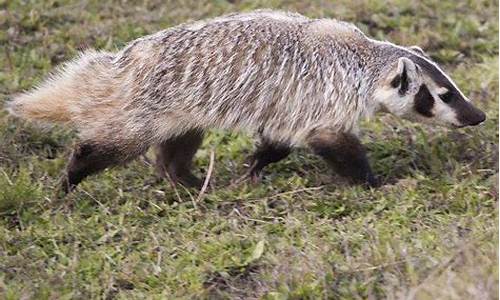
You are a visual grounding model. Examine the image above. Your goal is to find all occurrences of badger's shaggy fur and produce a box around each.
[9,11,393,144]
[7,10,485,192]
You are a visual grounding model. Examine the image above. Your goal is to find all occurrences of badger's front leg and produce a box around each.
[155,129,204,188]
[234,137,291,184]
[248,138,291,181]
[307,129,378,187]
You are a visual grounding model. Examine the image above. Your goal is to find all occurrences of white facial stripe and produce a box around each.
[374,80,460,127]
[425,83,460,125]
[435,87,449,95]
[432,95,459,125]
[373,87,414,117]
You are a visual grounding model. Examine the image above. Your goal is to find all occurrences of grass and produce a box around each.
[0,0,498,299]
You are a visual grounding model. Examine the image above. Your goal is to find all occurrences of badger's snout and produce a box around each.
[455,101,486,127]
[464,110,486,126]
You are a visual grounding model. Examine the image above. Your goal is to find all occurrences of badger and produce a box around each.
[6,10,486,193]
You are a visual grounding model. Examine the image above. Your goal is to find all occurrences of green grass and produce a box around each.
[0,0,498,299]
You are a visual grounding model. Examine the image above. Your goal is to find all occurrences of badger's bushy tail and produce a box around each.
[6,50,116,126]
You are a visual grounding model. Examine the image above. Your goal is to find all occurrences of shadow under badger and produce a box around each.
[7,10,486,193]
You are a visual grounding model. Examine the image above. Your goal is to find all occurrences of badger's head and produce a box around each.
[374,49,486,128]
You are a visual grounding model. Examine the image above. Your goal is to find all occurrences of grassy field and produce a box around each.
[0,0,498,299]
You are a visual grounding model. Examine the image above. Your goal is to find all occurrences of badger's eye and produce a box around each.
[438,91,453,103]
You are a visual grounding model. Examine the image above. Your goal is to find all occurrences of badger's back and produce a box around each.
[116,11,370,144]
[8,10,373,145]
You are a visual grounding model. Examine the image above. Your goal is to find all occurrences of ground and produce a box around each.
[0,0,498,299]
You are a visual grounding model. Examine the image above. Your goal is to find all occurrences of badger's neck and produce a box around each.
[307,33,393,129]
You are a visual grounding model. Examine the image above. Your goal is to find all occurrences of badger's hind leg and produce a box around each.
[154,129,204,188]
[307,129,378,187]
[61,138,149,194]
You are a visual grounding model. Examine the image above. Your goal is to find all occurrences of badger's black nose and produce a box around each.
[467,110,486,126]
[457,100,487,127]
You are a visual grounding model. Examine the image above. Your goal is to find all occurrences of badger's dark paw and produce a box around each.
[365,174,382,188]
[349,175,382,189]
[335,173,382,189]
[57,174,75,197]
[230,171,262,187]
[176,172,203,189]
[156,167,203,189]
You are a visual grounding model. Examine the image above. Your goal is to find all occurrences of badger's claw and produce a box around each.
[176,172,203,188]
[231,163,263,187]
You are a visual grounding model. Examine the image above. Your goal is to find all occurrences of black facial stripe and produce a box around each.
[409,54,454,88]
[390,65,409,95]
[399,64,409,95]
[439,91,453,103]
[390,74,401,88]
[414,85,434,117]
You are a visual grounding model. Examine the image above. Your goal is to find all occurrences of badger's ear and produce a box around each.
[408,45,429,58]
[389,57,420,95]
